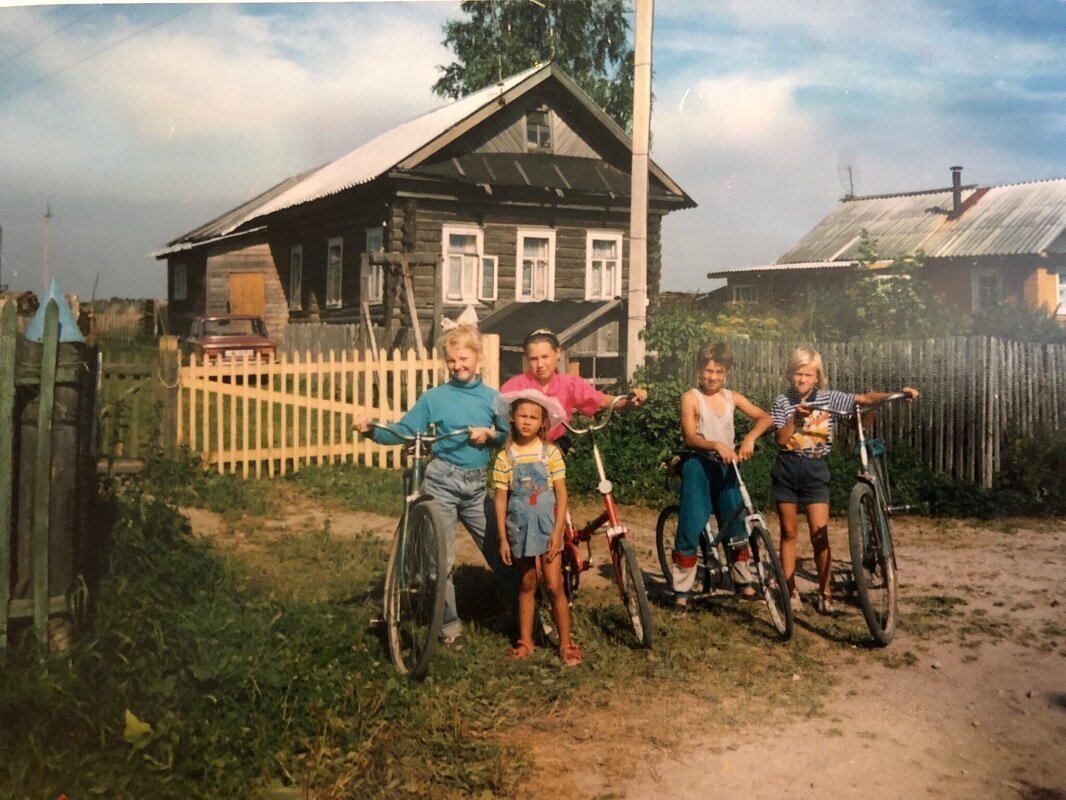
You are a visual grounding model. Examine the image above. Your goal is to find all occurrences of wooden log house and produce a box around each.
[156,63,695,372]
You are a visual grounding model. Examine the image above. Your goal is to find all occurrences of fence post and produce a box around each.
[0,301,15,651]
[481,333,500,389]
[157,336,180,457]
[32,301,60,647]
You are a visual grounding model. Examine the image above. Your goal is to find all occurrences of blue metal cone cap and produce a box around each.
[25,279,86,343]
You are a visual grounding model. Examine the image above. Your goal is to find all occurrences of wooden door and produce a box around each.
[229,272,266,317]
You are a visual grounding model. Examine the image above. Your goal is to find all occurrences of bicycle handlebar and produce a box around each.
[562,392,633,436]
[365,421,473,445]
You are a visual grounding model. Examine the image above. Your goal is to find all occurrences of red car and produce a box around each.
[184,314,275,362]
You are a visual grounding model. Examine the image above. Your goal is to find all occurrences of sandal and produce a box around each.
[559,642,583,667]
[505,640,535,661]
[814,593,835,615]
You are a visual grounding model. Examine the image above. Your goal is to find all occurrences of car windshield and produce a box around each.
[203,318,262,336]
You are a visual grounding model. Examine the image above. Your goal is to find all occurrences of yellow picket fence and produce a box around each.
[176,335,500,476]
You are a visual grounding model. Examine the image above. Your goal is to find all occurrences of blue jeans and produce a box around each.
[422,458,506,638]
[675,456,746,558]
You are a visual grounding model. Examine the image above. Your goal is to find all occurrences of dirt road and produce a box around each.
[532,512,1066,800]
[186,498,1066,800]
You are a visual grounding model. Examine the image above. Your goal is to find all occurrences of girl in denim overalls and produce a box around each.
[492,390,580,666]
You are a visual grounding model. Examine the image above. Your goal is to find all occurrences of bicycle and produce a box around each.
[536,394,655,649]
[826,392,914,645]
[655,452,793,640]
[367,422,471,680]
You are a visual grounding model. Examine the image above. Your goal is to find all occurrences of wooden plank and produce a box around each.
[0,301,17,651]
[216,351,225,474]
[278,352,288,477]
[401,256,424,353]
[33,301,60,647]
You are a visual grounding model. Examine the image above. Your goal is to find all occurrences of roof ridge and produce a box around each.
[845,174,1066,203]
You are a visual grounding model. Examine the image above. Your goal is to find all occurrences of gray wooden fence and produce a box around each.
[713,337,1066,488]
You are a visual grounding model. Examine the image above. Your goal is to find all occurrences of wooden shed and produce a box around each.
[156,63,695,356]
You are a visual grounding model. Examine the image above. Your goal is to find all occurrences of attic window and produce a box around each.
[526,108,552,152]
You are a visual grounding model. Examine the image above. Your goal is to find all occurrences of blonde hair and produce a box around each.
[787,346,825,389]
[440,325,482,356]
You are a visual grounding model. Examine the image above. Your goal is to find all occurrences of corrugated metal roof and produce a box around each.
[777,177,1066,264]
[707,260,858,278]
[161,62,693,256]
[160,166,322,252]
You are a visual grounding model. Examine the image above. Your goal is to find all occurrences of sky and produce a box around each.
[0,0,1063,299]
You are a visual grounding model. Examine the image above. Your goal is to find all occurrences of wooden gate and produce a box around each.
[174,335,500,477]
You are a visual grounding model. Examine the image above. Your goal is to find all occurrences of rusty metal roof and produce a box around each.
[776,177,1066,265]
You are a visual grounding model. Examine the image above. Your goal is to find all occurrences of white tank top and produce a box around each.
[690,388,734,445]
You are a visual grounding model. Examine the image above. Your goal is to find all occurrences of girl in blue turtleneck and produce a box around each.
[356,325,508,643]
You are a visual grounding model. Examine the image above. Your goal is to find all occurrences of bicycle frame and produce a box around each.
[561,396,631,593]
[843,394,909,561]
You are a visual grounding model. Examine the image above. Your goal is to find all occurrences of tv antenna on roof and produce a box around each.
[837,147,858,199]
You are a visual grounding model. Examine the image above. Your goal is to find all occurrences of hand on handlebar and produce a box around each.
[354,418,374,434]
[714,443,740,463]
[901,386,920,401]
[627,388,648,407]
[468,426,496,445]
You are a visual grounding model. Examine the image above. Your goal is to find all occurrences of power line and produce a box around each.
[0,6,194,108]
[0,9,95,66]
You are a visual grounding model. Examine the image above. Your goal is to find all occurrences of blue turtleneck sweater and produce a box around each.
[369,376,508,469]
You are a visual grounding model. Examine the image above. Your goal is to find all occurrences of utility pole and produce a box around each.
[625,0,653,381]
[0,224,5,292]
[42,204,53,292]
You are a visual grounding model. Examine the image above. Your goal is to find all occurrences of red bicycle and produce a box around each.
[537,395,655,648]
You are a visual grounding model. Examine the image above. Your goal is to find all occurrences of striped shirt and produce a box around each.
[492,440,566,488]
[771,388,856,458]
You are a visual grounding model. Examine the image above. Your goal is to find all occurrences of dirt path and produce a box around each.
[185,495,1066,800]
[538,515,1066,800]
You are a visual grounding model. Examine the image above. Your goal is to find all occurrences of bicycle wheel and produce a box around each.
[655,505,680,587]
[749,524,793,640]
[616,538,654,648]
[386,500,449,679]
[848,483,898,645]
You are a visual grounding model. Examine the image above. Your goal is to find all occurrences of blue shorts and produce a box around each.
[771,452,830,505]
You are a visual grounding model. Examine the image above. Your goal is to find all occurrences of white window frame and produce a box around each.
[365,227,384,304]
[732,283,758,303]
[326,236,343,309]
[971,267,1001,313]
[1057,270,1066,317]
[172,262,187,301]
[441,224,485,305]
[585,231,623,300]
[516,227,556,302]
[526,107,552,152]
[288,245,303,310]
[480,255,498,301]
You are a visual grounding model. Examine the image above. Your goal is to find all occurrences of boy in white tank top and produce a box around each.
[671,343,773,608]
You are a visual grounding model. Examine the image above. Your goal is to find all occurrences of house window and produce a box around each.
[289,245,303,310]
[732,284,758,303]
[586,232,622,300]
[365,227,384,304]
[326,237,343,309]
[1057,271,1066,316]
[517,228,555,301]
[972,267,1001,312]
[526,108,552,152]
[481,256,498,301]
[172,262,187,301]
[442,225,486,304]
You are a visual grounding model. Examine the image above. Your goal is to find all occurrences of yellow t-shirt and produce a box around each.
[492,439,566,489]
